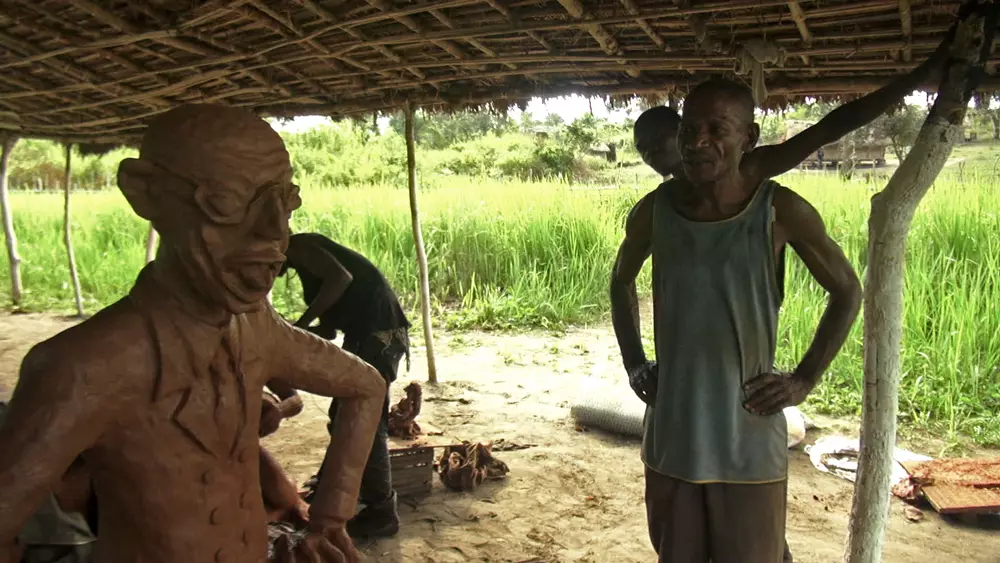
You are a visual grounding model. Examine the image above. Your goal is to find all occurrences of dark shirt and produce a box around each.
[286,233,410,339]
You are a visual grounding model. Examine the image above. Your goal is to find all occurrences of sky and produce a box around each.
[271,94,642,133]
[270,91,965,134]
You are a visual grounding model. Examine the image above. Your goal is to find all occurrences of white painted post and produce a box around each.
[405,103,438,383]
[844,10,996,563]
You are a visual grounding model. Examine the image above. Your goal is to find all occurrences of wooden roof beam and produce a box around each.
[428,8,517,71]
[244,0,369,71]
[6,10,216,107]
[295,0,425,80]
[620,0,666,51]
[0,30,170,111]
[899,0,913,62]
[480,0,555,53]
[66,0,213,57]
[787,2,812,65]
[364,0,469,61]
[555,0,640,78]
[65,0,287,100]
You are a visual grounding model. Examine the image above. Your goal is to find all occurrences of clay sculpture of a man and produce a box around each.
[0,104,386,563]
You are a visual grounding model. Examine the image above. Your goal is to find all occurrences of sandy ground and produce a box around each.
[1,313,998,562]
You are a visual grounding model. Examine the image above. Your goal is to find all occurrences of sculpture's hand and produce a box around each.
[271,523,360,563]
[260,393,283,438]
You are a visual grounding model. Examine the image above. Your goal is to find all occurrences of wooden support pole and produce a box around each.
[63,144,84,317]
[899,0,913,63]
[145,224,158,264]
[0,136,22,308]
[405,103,438,384]
[844,7,996,563]
[787,1,813,65]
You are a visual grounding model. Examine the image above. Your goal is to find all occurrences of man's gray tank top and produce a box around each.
[641,179,788,484]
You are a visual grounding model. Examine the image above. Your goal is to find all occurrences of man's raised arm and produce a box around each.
[0,345,114,561]
[745,33,953,181]
[263,305,385,528]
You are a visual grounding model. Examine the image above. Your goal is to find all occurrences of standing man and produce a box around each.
[611,45,947,561]
[632,105,817,561]
[276,232,410,539]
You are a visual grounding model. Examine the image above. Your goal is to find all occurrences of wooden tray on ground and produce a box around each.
[388,422,464,499]
[387,421,463,451]
[902,461,1000,515]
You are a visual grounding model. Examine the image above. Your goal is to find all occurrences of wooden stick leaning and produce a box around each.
[405,102,438,384]
[63,143,84,317]
[0,136,21,307]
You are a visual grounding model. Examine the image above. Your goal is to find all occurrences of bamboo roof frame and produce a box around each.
[0,0,997,145]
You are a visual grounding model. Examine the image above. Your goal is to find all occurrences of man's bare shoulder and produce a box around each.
[19,297,156,389]
[771,183,828,242]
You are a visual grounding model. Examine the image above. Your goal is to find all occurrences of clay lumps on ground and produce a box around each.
[388,382,423,439]
[437,441,510,492]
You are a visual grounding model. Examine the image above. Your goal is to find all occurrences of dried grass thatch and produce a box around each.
[0,0,997,143]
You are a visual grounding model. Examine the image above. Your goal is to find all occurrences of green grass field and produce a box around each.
[2,142,1000,445]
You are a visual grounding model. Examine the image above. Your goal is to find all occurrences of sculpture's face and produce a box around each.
[183,164,301,314]
[122,105,302,314]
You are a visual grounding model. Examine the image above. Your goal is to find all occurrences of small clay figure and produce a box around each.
[387,382,422,439]
[0,104,386,563]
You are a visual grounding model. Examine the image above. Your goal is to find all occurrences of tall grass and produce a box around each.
[1,163,999,444]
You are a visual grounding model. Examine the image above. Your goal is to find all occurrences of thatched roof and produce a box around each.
[0,0,997,144]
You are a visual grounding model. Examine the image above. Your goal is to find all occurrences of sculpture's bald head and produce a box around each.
[140,104,290,189]
[119,104,300,316]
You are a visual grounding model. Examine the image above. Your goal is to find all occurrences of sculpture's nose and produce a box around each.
[253,192,288,242]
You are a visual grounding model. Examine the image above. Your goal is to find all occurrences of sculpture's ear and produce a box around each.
[117,158,160,222]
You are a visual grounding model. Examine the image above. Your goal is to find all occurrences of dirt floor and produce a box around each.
[1,314,998,562]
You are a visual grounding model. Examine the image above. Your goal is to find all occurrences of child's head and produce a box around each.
[633,106,682,177]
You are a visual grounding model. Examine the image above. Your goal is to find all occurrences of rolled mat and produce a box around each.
[569,378,809,449]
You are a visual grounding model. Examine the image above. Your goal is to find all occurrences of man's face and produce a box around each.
[157,157,302,315]
[635,125,681,177]
[679,92,754,184]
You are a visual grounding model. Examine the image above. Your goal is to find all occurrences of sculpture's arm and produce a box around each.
[0,344,112,558]
[262,304,385,528]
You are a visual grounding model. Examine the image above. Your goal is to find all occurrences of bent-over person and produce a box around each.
[276,232,410,539]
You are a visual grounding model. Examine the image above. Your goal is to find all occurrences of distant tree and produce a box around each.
[518,111,540,131]
[974,94,1000,140]
[542,113,565,128]
[564,113,602,151]
[757,110,787,145]
[880,104,926,162]
[388,109,513,149]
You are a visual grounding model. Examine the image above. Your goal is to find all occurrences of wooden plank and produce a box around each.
[901,461,1000,514]
[388,421,463,451]
[918,483,1000,514]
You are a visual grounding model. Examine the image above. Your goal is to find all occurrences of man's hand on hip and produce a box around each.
[628,361,658,407]
[742,372,813,416]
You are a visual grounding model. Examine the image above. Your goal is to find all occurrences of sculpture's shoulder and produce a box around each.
[20,297,156,392]
[242,300,286,340]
